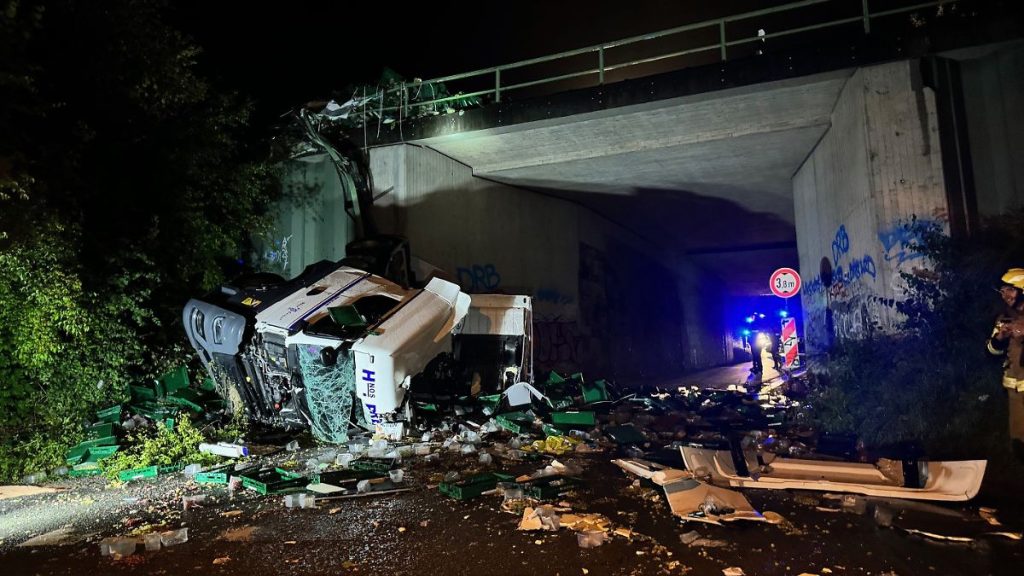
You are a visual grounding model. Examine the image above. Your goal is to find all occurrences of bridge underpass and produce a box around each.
[362,66,865,380]
[269,2,1024,382]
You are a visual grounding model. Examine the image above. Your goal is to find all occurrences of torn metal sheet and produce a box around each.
[663,477,766,525]
[613,459,765,525]
[681,446,986,502]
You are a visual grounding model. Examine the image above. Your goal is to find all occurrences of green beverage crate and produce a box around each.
[65,444,89,466]
[96,405,122,423]
[439,472,515,500]
[350,458,394,474]
[69,463,103,477]
[85,445,119,463]
[85,423,115,439]
[130,384,159,401]
[240,468,306,495]
[581,379,610,403]
[119,465,158,482]
[158,366,190,395]
[550,411,595,427]
[523,476,581,500]
[77,436,117,449]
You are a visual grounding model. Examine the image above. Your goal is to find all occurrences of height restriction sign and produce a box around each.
[769,268,801,298]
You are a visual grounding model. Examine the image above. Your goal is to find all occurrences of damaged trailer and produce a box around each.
[183,261,533,442]
[680,445,985,502]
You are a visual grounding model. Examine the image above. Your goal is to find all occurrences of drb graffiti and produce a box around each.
[456,264,501,292]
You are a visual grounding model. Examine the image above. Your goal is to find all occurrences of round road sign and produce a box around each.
[770,268,801,298]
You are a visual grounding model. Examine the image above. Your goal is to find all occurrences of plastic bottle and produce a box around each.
[198,442,249,458]
[159,528,189,547]
[389,469,405,483]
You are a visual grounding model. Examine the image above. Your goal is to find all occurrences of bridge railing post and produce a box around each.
[862,0,871,33]
[495,68,502,103]
[719,20,727,61]
[598,46,605,84]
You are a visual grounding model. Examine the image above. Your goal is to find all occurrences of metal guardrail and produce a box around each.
[375,0,957,116]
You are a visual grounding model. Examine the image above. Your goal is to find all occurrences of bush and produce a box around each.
[0,0,280,481]
[101,418,220,480]
[0,225,152,481]
[809,213,1024,467]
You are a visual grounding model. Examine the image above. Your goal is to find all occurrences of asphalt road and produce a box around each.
[2,444,1021,575]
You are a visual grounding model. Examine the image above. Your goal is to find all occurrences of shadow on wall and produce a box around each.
[513,183,798,369]
[503,182,798,291]
[368,183,689,381]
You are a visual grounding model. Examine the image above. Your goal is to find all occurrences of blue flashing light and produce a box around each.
[779,310,789,318]
[758,313,765,319]
[745,316,755,324]
[741,329,752,337]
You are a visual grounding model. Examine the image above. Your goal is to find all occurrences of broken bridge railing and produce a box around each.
[366,0,962,119]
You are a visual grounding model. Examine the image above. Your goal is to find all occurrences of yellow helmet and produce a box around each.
[1002,268,1024,290]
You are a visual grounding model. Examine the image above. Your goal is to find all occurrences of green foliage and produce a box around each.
[810,213,1024,463]
[215,407,250,444]
[331,67,483,129]
[0,0,281,480]
[101,418,220,480]
[0,223,147,480]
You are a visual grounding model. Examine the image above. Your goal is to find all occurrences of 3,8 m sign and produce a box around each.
[769,268,801,299]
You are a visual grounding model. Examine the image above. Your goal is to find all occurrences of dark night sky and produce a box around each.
[174,0,793,120]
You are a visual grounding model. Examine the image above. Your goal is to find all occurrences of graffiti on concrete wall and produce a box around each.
[805,217,941,349]
[878,219,936,265]
[804,224,884,348]
[456,263,501,293]
[534,318,584,368]
[534,287,574,306]
[263,234,293,274]
[831,293,900,340]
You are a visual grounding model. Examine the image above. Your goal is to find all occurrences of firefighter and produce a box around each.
[987,268,1024,461]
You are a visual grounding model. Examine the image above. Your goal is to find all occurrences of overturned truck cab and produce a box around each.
[183,261,532,441]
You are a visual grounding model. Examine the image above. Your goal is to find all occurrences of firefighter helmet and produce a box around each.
[1001,268,1024,290]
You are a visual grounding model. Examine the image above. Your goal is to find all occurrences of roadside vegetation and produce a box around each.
[0,0,280,481]
[810,211,1024,482]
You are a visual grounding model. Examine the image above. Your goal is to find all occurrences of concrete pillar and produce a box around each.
[793,60,947,354]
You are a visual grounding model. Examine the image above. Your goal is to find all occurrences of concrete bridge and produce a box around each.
[277,0,1024,379]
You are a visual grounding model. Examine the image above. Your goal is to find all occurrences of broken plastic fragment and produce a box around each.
[576,530,606,548]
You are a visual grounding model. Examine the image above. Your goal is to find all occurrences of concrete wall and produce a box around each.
[961,44,1024,217]
[369,143,727,380]
[794,61,948,354]
[258,156,354,278]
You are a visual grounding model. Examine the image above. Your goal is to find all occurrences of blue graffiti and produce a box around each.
[833,255,877,285]
[878,220,934,264]
[805,276,825,296]
[456,264,501,292]
[831,225,849,266]
[534,288,574,306]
